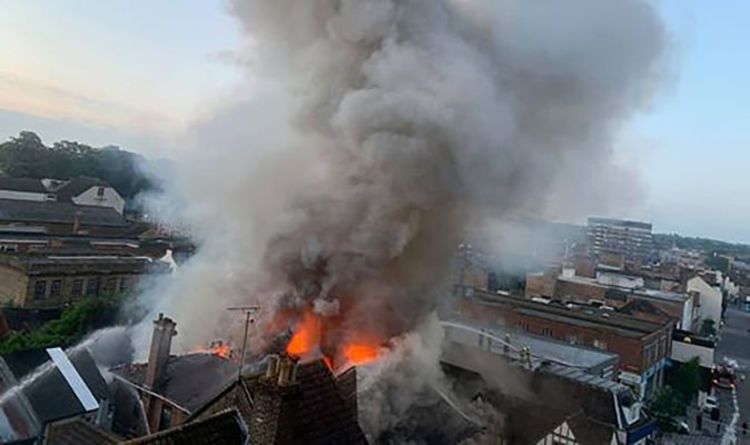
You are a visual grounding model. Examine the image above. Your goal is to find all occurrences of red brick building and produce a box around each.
[457,292,673,399]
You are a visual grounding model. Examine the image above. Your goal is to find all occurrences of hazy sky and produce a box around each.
[0,1,748,242]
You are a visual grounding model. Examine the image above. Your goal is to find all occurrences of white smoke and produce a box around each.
[131,0,667,431]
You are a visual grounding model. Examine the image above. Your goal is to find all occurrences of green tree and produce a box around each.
[672,358,701,404]
[0,131,157,201]
[0,293,126,353]
[0,131,50,177]
[700,319,717,337]
[650,386,684,432]
[705,253,731,273]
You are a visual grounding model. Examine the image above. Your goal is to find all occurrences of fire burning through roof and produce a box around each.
[285,309,382,372]
[286,311,322,358]
[133,0,668,440]
[194,341,233,360]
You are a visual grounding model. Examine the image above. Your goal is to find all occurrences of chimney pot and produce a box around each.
[265,355,280,380]
[276,355,298,387]
[277,359,291,386]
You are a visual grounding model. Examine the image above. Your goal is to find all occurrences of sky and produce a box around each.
[0,1,748,243]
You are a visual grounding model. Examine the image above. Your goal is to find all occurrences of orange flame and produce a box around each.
[212,343,232,359]
[286,311,322,358]
[193,341,232,360]
[343,343,380,366]
[323,355,334,371]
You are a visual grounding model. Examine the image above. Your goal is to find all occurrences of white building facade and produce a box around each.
[687,275,723,330]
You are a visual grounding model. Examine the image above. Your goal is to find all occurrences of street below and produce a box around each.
[716,306,750,444]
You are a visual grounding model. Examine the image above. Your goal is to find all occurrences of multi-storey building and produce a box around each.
[458,291,674,400]
[587,217,653,264]
[0,253,168,308]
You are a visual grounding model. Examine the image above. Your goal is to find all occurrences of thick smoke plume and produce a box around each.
[136,0,665,404]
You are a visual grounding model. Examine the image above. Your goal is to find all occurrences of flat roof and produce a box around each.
[472,291,667,336]
[444,316,618,369]
[587,217,652,231]
[559,274,688,303]
[543,362,629,393]
[634,288,688,303]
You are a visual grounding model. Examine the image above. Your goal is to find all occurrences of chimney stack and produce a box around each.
[72,211,82,234]
[144,313,177,390]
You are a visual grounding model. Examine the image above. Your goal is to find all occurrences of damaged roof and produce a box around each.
[44,418,120,445]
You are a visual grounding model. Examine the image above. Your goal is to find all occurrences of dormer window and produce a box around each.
[97,186,105,198]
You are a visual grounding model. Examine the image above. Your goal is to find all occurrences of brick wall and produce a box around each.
[554,279,606,303]
[525,273,556,298]
[457,298,672,374]
[0,265,29,306]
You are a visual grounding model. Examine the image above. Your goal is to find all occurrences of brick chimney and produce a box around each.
[72,211,82,234]
[144,313,177,390]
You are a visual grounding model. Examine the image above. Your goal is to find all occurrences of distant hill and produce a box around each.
[654,233,750,257]
[0,131,165,208]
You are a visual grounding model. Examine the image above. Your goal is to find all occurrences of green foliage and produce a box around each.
[650,358,701,432]
[0,293,126,353]
[705,253,731,273]
[651,386,684,432]
[672,358,701,403]
[0,131,158,200]
[699,319,717,337]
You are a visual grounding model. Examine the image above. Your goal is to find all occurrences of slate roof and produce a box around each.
[122,409,248,445]
[0,199,129,227]
[111,353,236,413]
[1,348,109,424]
[44,418,120,445]
[191,358,368,445]
[0,177,47,193]
[0,347,109,440]
[55,177,108,202]
[618,298,675,320]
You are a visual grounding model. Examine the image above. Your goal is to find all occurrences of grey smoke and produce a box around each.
[132,0,667,434]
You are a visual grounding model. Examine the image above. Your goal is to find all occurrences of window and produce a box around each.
[119,277,129,293]
[85,278,99,297]
[33,280,47,300]
[50,280,62,298]
[0,243,17,253]
[71,279,83,297]
[593,339,607,350]
[96,186,105,198]
[104,277,118,294]
[541,327,553,337]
